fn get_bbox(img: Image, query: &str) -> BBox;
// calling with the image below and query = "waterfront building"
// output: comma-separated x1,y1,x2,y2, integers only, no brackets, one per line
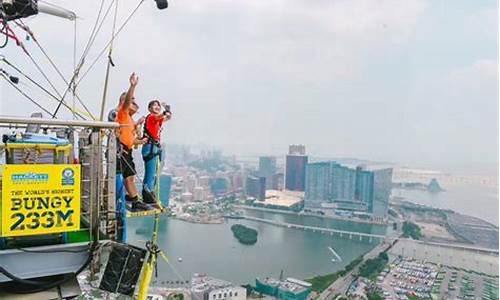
285,155,308,191
330,163,356,201
355,166,374,212
246,175,266,200
303,162,392,218
191,274,246,300
289,144,306,155
259,156,277,189
304,162,331,207
160,174,172,207
255,277,311,300
371,168,393,218
257,190,304,211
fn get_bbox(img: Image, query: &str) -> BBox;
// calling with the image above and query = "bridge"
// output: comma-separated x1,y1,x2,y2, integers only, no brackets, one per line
243,216,387,242
243,216,500,254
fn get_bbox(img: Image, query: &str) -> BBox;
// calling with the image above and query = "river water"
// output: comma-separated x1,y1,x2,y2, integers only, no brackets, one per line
127,213,384,285
393,183,498,226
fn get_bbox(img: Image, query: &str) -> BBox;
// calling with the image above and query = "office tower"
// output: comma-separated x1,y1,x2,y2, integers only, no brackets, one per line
246,175,266,200
211,177,228,197
285,155,308,191
193,186,205,202
372,168,393,218
273,173,284,190
304,162,331,207
160,174,172,207
198,176,210,188
185,174,197,193
330,163,356,201
259,156,277,189
289,144,306,155
355,166,374,212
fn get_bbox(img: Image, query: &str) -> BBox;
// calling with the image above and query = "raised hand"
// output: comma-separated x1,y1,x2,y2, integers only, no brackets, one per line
129,72,139,86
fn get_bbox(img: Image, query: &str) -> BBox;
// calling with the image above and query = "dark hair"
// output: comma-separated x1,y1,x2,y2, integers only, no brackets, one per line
119,92,127,103
148,100,161,110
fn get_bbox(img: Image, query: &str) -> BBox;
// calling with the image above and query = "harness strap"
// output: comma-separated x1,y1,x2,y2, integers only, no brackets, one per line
143,146,161,163
142,114,163,162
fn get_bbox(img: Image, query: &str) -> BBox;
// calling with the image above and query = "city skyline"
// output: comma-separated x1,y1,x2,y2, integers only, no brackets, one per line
0,1,497,298
0,0,497,171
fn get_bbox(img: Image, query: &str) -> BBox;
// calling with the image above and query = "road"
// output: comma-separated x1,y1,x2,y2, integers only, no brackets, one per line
319,240,393,300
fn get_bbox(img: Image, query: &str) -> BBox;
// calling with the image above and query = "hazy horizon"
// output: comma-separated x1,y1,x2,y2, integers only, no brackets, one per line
0,0,497,173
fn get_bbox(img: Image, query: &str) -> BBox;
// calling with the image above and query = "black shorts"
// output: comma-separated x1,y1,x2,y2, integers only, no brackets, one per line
120,148,136,179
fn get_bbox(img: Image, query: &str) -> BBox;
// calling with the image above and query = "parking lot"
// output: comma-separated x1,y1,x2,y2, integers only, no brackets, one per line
433,268,499,300
377,257,499,300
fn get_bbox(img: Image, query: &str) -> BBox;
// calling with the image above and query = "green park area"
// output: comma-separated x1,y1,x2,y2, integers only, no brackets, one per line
402,221,423,240
231,224,258,245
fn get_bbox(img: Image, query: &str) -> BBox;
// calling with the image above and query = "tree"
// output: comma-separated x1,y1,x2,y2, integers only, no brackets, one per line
402,222,423,240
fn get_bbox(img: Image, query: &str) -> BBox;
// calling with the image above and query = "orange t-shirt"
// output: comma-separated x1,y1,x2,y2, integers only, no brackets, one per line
116,104,135,149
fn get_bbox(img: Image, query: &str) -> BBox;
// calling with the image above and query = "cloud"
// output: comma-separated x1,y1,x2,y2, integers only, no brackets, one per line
0,0,496,168
448,59,498,92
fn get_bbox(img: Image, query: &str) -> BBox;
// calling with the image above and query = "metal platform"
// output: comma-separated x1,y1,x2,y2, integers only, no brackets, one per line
126,203,166,218
0,242,90,283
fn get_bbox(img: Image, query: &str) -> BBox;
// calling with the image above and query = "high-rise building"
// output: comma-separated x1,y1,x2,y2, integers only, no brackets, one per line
303,161,392,218
288,144,306,155
273,173,284,190
211,177,228,196
285,151,308,191
355,166,374,212
330,163,356,201
185,174,197,193
246,175,266,200
193,186,205,202
160,174,172,207
259,156,277,189
230,172,245,191
198,175,210,188
372,168,393,218
305,162,331,207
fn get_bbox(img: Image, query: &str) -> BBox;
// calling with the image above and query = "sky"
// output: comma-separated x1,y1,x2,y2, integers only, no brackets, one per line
0,0,498,173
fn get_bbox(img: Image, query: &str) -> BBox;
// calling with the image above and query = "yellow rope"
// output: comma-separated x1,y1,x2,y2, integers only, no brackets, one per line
137,155,163,299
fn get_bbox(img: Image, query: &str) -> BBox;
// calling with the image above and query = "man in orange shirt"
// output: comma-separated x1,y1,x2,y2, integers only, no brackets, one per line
117,72,148,210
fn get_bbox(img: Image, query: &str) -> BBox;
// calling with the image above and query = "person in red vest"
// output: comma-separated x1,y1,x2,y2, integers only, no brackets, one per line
141,99,172,203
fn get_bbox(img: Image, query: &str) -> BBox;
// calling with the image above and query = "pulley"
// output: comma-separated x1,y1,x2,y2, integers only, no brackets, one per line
154,0,168,10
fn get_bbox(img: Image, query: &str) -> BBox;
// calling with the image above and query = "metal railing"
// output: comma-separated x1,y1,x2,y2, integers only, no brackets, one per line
0,116,121,243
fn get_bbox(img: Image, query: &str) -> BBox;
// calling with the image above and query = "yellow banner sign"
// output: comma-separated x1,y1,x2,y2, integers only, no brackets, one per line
1,164,81,237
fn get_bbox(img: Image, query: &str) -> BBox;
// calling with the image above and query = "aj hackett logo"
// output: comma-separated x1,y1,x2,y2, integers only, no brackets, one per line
61,168,75,186
11,173,49,184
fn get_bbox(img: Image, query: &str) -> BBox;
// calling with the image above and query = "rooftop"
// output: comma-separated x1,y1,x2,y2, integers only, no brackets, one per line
255,190,304,207
191,274,233,293
258,277,311,294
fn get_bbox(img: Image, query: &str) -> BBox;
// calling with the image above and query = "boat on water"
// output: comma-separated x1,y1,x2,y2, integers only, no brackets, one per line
0,1,171,299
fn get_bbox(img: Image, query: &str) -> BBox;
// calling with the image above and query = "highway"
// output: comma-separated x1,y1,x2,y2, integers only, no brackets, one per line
319,241,393,300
